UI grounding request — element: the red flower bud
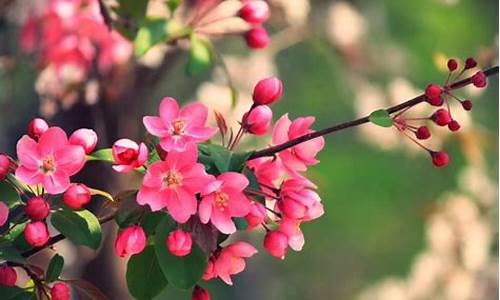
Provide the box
[24,221,50,247]
[192,285,211,300]
[0,266,17,286]
[243,105,273,135]
[431,109,452,126]
[464,57,477,69]
[430,151,449,168]
[114,225,146,257]
[471,71,487,88]
[25,197,50,221]
[252,77,283,105]
[112,139,149,173]
[448,120,460,132]
[447,59,458,71]
[0,154,11,181]
[245,27,270,49]
[167,229,192,257]
[69,128,98,154]
[51,282,70,300]
[27,118,48,140]
[63,184,91,209]
[461,100,473,111]
[425,84,442,99]
[263,230,288,260]
[240,0,270,24]
[415,126,431,140]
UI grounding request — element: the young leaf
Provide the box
[45,254,64,283]
[154,217,208,290]
[51,209,102,250]
[87,149,113,163]
[197,144,253,174]
[126,246,168,300]
[368,109,393,128]
[134,18,171,57]
[186,35,214,75]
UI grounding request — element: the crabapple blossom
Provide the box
[25,197,50,221]
[27,118,49,140]
[111,139,148,173]
[24,221,50,247]
[199,172,252,234]
[0,266,17,286]
[167,229,192,257]
[69,128,97,154]
[137,144,214,223]
[192,285,211,300]
[279,217,305,251]
[51,282,70,300]
[15,127,86,194]
[252,77,283,105]
[245,27,270,49]
[0,154,10,181]
[114,225,147,257]
[246,157,282,190]
[264,231,289,259]
[245,201,268,230]
[0,202,8,227]
[203,242,257,285]
[278,178,324,222]
[243,105,273,135]
[143,97,218,152]
[63,184,91,209]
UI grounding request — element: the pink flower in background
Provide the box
[112,139,148,173]
[278,178,324,221]
[143,97,218,152]
[203,241,257,285]
[137,144,214,223]
[199,172,252,234]
[272,114,325,176]
[15,127,86,194]
[114,225,146,257]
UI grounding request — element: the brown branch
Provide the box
[249,66,499,160]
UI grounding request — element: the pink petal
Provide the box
[137,186,167,211]
[112,164,135,173]
[200,179,223,196]
[198,196,213,224]
[227,193,252,217]
[185,126,218,141]
[15,166,44,186]
[165,188,197,224]
[136,143,149,166]
[218,172,249,192]
[159,97,180,124]
[16,135,41,169]
[143,116,169,137]
[53,145,85,175]
[165,144,198,171]
[180,102,209,127]
[38,127,68,154]
[181,165,215,194]
[289,116,315,139]
[160,135,189,152]
[227,242,258,257]
[113,138,139,150]
[142,161,170,188]
[214,256,234,285]
[272,114,291,145]
[42,170,70,194]
[211,207,236,234]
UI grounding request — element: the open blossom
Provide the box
[246,157,282,191]
[143,97,218,152]
[272,114,325,176]
[245,201,268,230]
[278,178,324,221]
[137,144,214,223]
[15,127,86,194]
[112,139,148,173]
[279,217,305,251]
[203,242,257,285]
[114,225,146,257]
[199,172,252,234]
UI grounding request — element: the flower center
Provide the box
[215,192,229,211]
[170,119,186,136]
[162,171,183,188]
[41,155,56,173]
[118,148,138,164]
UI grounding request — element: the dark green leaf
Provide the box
[0,285,35,300]
[0,181,22,209]
[154,217,207,289]
[134,18,171,57]
[186,35,214,75]
[368,109,393,128]
[45,254,64,283]
[198,144,253,174]
[234,217,248,230]
[167,0,181,12]
[242,168,264,203]
[67,279,110,300]
[141,212,165,236]
[87,149,113,163]
[0,244,26,264]
[51,209,102,250]
[126,246,168,300]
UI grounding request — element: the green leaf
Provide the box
[134,18,171,57]
[45,254,64,283]
[167,0,181,12]
[0,181,22,209]
[51,209,102,250]
[126,246,168,300]
[87,149,113,163]
[0,285,35,300]
[242,168,264,203]
[0,244,26,264]
[234,217,248,230]
[368,109,393,128]
[154,217,207,289]
[186,35,214,75]
[198,144,253,174]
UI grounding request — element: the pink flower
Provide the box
[24,221,50,247]
[278,218,304,251]
[272,114,325,176]
[0,154,10,180]
[245,27,270,49]
[27,118,49,141]
[243,105,273,135]
[15,127,86,194]
[199,172,252,234]
[245,201,267,230]
[203,242,258,285]
[25,197,50,221]
[51,282,70,300]
[239,0,270,24]
[167,229,192,257]
[69,128,97,154]
[0,265,17,286]
[143,97,218,152]
[246,157,282,192]
[137,144,214,223]
[0,202,8,227]
[278,178,324,221]
[111,139,148,173]
[252,77,283,105]
[263,231,288,259]
[114,225,146,257]
[63,183,91,209]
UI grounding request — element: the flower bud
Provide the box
[471,71,487,88]
[51,282,70,300]
[69,128,98,154]
[25,197,50,221]
[0,202,8,227]
[243,105,273,135]
[27,118,48,140]
[114,225,146,257]
[263,231,288,259]
[464,57,477,69]
[0,266,17,286]
[167,229,192,257]
[112,139,149,173]
[24,221,50,247]
[415,126,431,140]
[448,120,460,132]
[431,109,452,126]
[63,184,91,209]
[245,27,270,49]
[461,100,473,111]
[430,151,449,168]
[0,154,11,181]
[192,285,211,300]
[245,201,267,230]
[252,77,283,105]
[239,0,270,24]
[447,59,458,71]
[425,84,443,106]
